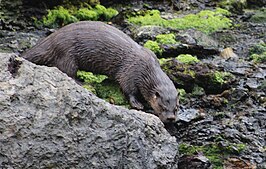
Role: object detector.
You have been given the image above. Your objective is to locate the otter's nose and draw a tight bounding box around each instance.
[166,115,176,122]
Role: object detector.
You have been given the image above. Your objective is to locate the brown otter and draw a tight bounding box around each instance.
[22,21,179,123]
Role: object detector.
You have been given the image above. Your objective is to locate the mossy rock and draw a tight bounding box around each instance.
[218,0,247,14]
[130,25,169,44]
[161,56,235,94]
[249,42,266,63]
[249,9,266,23]
[144,33,180,56]
[179,142,246,169]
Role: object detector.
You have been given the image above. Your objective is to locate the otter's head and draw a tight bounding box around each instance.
[148,85,179,123]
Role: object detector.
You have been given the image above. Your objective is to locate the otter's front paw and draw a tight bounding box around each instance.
[129,95,144,110]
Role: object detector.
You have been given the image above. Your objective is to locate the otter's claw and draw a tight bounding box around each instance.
[129,95,144,110]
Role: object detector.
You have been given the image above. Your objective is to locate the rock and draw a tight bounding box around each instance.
[161,29,220,58]
[161,59,236,94]
[178,153,212,169]
[247,0,266,8]
[161,43,220,58]
[218,0,247,14]
[224,157,257,169]
[173,0,217,10]
[220,47,238,60]
[0,30,45,53]
[0,53,178,168]
[178,29,219,49]
[130,25,169,44]
[178,108,202,123]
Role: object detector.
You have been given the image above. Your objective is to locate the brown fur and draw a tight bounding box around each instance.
[22,21,179,123]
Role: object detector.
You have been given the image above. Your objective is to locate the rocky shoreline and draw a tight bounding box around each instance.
[0,0,265,168]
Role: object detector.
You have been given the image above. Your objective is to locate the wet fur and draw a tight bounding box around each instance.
[22,21,178,123]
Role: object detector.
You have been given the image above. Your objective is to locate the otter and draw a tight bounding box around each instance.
[22,21,179,123]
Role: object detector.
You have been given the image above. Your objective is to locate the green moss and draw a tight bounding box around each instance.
[249,9,266,23]
[94,4,106,15]
[191,85,205,96]
[43,6,78,27]
[184,69,196,78]
[249,43,266,63]
[213,71,233,84]
[76,70,128,106]
[96,81,129,106]
[82,84,97,94]
[250,42,266,54]
[103,8,119,20]
[144,33,179,56]
[144,40,163,55]
[75,8,99,21]
[155,33,177,45]
[158,58,171,65]
[251,53,266,63]
[177,88,187,103]
[128,8,232,34]
[42,4,118,28]
[128,10,165,27]
[179,142,246,169]
[176,54,200,64]
[77,70,107,84]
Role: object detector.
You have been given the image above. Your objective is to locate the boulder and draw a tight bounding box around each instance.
[0,53,178,169]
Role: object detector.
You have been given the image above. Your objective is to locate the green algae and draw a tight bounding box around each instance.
[213,71,233,84]
[76,8,99,21]
[179,142,246,169]
[144,40,163,55]
[155,33,177,45]
[77,70,128,106]
[43,6,78,27]
[77,70,107,84]
[128,8,232,34]
[249,43,266,63]
[158,58,171,65]
[144,33,178,55]
[249,8,266,23]
[95,81,129,106]
[42,4,118,28]
[177,88,187,103]
[176,54,200,64]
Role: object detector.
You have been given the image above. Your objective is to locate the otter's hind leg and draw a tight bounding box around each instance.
[55,57,79,79]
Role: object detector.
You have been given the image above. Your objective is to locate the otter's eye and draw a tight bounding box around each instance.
[154,92,160,100]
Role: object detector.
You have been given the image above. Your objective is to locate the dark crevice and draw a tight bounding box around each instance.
[8,56,22,77]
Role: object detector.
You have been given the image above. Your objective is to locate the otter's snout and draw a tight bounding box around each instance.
[166,114,176,122]
[159,112,177,123]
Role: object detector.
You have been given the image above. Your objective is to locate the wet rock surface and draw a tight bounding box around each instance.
[0,53,178,168]
[0,0,265,168]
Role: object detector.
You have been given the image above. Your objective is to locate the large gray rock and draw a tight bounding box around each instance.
[0,53,178,169]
